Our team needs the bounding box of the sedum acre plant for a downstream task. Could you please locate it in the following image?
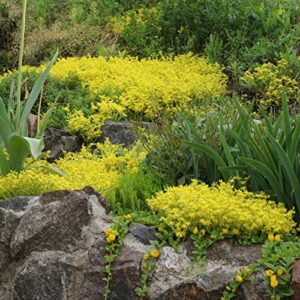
[0,140,146,200]
[0,54,227,140]
[148,180,296,238]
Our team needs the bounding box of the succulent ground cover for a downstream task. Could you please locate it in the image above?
[0,0,299,299]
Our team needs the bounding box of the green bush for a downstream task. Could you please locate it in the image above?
[106,165,170,214]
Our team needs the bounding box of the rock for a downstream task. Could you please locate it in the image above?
[291,260,300,299]
[27,113,39,137]
[44,128,82,162]
[206,239,262,266]
[0,196,37,213]
[100,120,156,146]
[10,190,97,259]
[129,223,158,245]
[0,187,271,300]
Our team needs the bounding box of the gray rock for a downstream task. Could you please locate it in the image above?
[0,187,273,300]
[0,196,37,213]
[129,222,158,245]
[100,120,156,146]
[44,127,82,162]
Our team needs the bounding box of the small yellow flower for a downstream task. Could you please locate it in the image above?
[222,228,228,235]
[150,249,160,258]
[193,227,199,235]
[268,234,275,241]
[104,228,116,235]
[265,269,274,277]
[232,228,240,235]
[235,275,243,283]
[270,275,279,288]
[274,234,281,242]
[200,229,206,236]
[158,226,165,232]
[243,266,251,275]
[106,233,116,243]
[125,214,132,220]
[143,253,149,260]
[277,268,284,276]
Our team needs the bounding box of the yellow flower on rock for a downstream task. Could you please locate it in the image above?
[147,180,295,238]
[106,233,116,244]
[192,227,199,235]
[150,249,160,258]
[277,268,284,276]
[232,228,240,235]
[265,269,274,277]
[274,234,281,242]
[143,253,149,260]
[268,234,275,241]
[235,275,243,283]
[222,228,228,235]
[270,275,279,288]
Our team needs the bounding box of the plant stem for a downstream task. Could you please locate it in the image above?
[15,0,27,133]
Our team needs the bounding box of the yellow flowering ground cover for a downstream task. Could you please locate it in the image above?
[148,180,296,238]
[0,54,227,140]
[241,59,299,108]
[0,141,146,200]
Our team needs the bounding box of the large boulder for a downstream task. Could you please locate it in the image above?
[0,187,290,300]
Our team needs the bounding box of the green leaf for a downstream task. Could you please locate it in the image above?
[19,51,58,131]
[238,157,285,204]
[35,164,66,176]
[0,116,14,146]
[0,147,9,176]
[23,137,44,160]
[185,141,229,179]
[7,135,30,172]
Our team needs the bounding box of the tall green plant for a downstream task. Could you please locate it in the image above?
[0,0,58,176]
[186,96,300,220]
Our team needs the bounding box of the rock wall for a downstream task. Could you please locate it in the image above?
[0,188,298,300]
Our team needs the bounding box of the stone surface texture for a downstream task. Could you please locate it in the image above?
[0,188,298,299]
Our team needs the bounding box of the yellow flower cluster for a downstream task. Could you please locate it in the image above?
[49,54,226,137]
[0,141,146,199]
[241,59,299,108]
[104,228,118,243]
[148,180,296,238]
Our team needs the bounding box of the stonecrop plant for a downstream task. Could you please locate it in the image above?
[0,54,227,140]
[148,180,296,238]
[241,58,299,109]
[0,140,146,200]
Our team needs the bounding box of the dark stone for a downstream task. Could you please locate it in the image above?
[10,190,92,259]
[0,196,36,212]
[44,127,82,162]
[82,186,111,213]
[129,223,158,245]
[100,120,156,146]
[12,254,67,300]
[100,120,137,146]
[206,239,262,266]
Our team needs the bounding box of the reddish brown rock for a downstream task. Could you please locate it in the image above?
[292,260,300,299]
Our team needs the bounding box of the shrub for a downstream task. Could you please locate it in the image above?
[148,180,296,238]
[241,58,300,109]
[0,140,146,199]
